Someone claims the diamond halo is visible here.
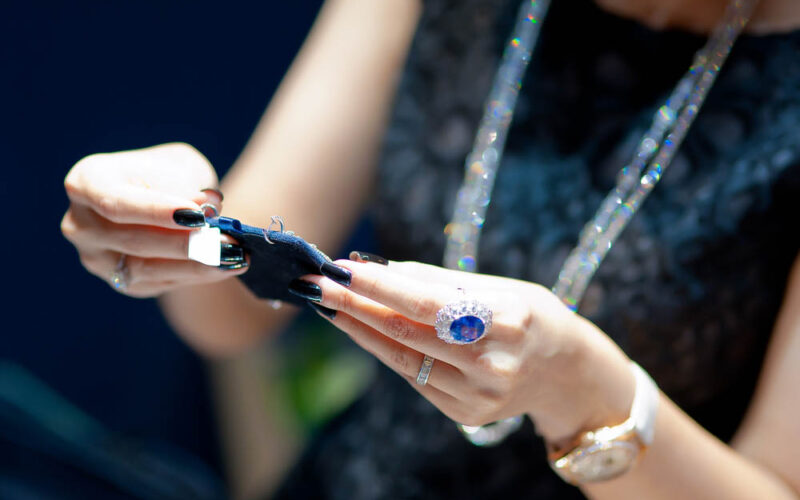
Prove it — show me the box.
[435,294,493,345]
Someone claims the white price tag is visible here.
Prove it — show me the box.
[187,225,222,266]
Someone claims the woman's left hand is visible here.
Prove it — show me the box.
[298,257,636,442]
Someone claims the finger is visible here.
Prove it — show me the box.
[67,204,200,259]
[66,180,207,230]
[326,260,451,325]
[302,275,472,367]
[64,145,218,229]
[81,250,247,294]
[314,307,473,400]
[399,373,489,427]
[347,253,460,285]
[125,256,248,285]
[77,250,166,298]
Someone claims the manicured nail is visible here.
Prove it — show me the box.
[219,261,248,271]
[201,187,224,201]
[349,251,388,266]
[288,279,322,302]
[173,209,206,227]
[307,301,336,320]
[220,244,245,263]
[320,262,352,287]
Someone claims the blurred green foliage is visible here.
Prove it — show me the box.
[276,312,375,432]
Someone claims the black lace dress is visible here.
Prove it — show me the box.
[274,0,800,498]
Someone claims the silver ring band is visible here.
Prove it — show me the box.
[110,254,129,291]
[416,355,435,386]
[199,203,219,218]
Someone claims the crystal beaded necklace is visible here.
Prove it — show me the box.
[444,0,760,446]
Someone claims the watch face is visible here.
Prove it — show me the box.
[568,440,639,482]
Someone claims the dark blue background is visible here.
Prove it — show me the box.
[0,1,323,495]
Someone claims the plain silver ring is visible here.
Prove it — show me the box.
[416,355,435,386]
[263,215,285,244]
[199,203,219,218]
[109,254,129,291]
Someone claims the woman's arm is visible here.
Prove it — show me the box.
[583,253,800,499]
[297,250,800,499]
[158,0,423,357]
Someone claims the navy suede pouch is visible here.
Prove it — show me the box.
[207,216,332,306]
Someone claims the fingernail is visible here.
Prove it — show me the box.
[173,209,206,227]
[320,262,352,287]
[220,244,245,263]
[307,301,336,320]
[288,279,322,302]
[201,187,224,201]
[219,261,248,271]
[348,251,388,266]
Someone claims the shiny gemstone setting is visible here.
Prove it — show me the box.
[435,297,492,345]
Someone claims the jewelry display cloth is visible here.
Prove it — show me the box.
[207,216,332,306]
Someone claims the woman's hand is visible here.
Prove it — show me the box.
[296,257,636,443]
[61,143,248,298]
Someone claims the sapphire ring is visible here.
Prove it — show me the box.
[434,289,492,345]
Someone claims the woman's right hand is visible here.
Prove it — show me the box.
[61,142,248,298]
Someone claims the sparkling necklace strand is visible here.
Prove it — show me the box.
[444,0,759,446]
[443,0,551,273]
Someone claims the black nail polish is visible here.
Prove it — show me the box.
[307,301,336,320]
[220,244,245,263]
[349,251,388,266]
[219,261,248,271]
[173,209,206,227]
[288,279,322,302]
[320,262,352,287]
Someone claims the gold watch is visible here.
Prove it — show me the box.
[547,362,659,484]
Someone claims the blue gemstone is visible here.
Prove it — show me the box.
[449,315,485,343]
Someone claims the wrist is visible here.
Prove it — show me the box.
[529,314,636,445]
[546,361,659,484]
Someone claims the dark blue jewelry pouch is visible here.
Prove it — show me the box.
[207,216,332,306]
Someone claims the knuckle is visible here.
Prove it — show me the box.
[64,156,91,187]
[382,313,416,343]
[389,349,412,375]
[337,288,356,314]
[364,274,382,299]
[60,211,77,241]
[408,294,439,319]
[476,353,520,380]
[95,195,121,221]
[519,305,536,335]
[65,154,102,195]
[63,170,79,195]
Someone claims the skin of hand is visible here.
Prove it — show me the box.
[61,142,247,298]
[303,256,800,499]
[299,259,636,443]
